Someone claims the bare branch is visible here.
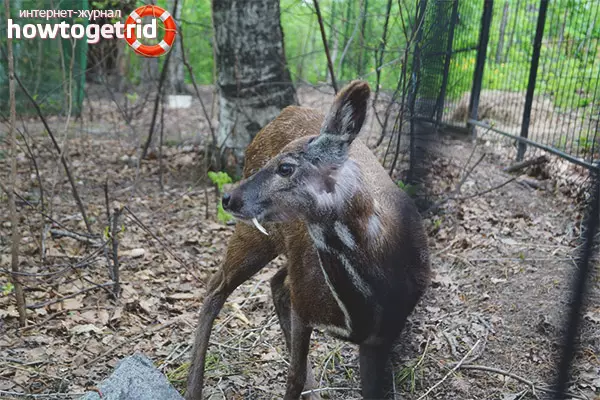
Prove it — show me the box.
[4,0,27,327]
[141,0,180,160]
[13,73,93,235]
[313,0,338,93]
[417,339,481,400]
[458,364,588,400]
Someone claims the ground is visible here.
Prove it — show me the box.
[0,85,599,400]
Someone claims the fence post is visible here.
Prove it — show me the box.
[517,0,549,161]
[436,0,460,125]
[468,0,494,138]
[552,171,600,399]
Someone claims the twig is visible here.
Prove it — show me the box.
[455,153,486,194]
[0,391,85,398]
[18,309,70,332]
[504,155,548,173]
[17,126,44,212]
[110,206,122,297]
[442,331,459,360]
[313,0,338,93]
[372,0,393,114]
[453,176,519,201]
[141,0,180,159]
[417,339,481,400]
[13,73,92,235]
[26,282,114,309]
[458,364,588,400]
[0,245,104,279]
[49,229,101,246]
[159,343,191,371]
[427,173,520,214]
[4,0,27,327]
[301,387,358,396]
[179,24,218,215]
[336,0,363,78]
[159,101,165,191]
[82,319,178,368]
[179,26,216,145]
[123,206,200,282]
[0,183,73,233]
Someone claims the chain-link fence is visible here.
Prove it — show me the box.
[0,0,88,116]
[442,0,599,170]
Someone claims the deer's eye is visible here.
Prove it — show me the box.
[277,163,295,177]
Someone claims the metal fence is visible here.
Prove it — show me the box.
[409,1,600,396]
[440,0,600,170]
[0,0,88,116]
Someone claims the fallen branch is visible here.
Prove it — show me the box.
[417,339,481,400]
[504,155,548,174]
[458,364,588,400]
[301,387,357,396]
[49,229,101,246]
[18,309,70,332]
[0,391,85,399]
[26,282,114,309]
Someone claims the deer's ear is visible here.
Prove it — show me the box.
[307,81,370,164]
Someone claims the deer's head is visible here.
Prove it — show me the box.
[222,81,370,232]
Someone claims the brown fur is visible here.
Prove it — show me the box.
[186,82,431,400]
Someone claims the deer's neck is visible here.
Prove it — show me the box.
[306,190,383,338]
[307,190,381,259]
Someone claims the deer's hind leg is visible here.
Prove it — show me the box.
[186,223,279,400]
[271,267,321,400]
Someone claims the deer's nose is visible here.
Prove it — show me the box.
[222,193,231,209]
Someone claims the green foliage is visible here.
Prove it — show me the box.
[125,92,139,103]
[117,0,598,132]
[208,171,233,223]
[2,282,14,296]
[397,180,417,197]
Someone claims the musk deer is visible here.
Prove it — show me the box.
[186,81,431,400]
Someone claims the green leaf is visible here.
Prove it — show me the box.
[2,282,14,296]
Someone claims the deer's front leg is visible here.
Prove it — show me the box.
[185,223,278,400]
[284,308,314,400]
[359,341,393,399]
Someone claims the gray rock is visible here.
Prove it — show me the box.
[81,353,184,400]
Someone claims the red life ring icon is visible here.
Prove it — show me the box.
[125,5,177,58]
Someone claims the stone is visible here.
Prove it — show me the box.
[81,353,183,400]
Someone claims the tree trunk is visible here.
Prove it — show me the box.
[213,0,297,174]
[166,0,185,94]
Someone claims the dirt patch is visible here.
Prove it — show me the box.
[0,86,599,400]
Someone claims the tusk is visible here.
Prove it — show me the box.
[252,218,269,236]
